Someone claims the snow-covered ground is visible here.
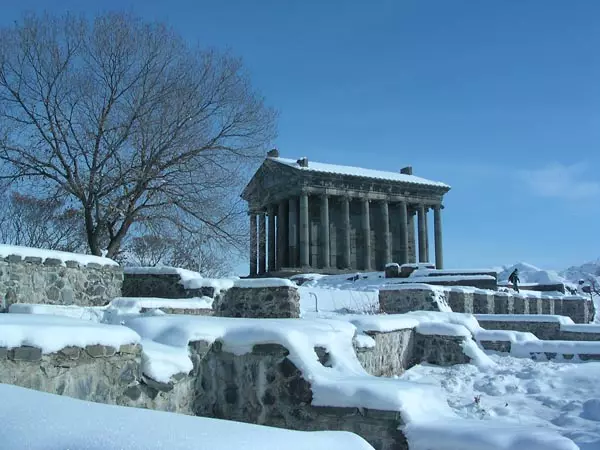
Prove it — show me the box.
[0,383,375,450]
[401,353,600,449]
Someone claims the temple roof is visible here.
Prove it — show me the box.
[268,157,450,189]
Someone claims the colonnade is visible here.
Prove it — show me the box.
[249,193,443,275]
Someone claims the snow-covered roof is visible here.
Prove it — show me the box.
[269,157,450,189]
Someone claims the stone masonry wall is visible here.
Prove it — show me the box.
[122,273,216,299]
[216,286,300,318]
[0,343,141,405]
[0,256,122,311]
[379,287,450,314]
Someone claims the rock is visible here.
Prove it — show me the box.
[59,346,81,360]
[142,375,173,392]
[65,260,80,269]
[85,345,117,358]
[0,348,7,359]
[118,343,141,355]
[7,255,22,263]
[9,346,42,362]
[43,258,62,266]
[123,384,142,401]
[23,256,42,265]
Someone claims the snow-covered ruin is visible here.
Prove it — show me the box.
[0,244,599,450]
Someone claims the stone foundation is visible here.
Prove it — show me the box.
[216,285,300,318]
[379,287,450,314]
[0,256,122,310]
[122,273,216,299]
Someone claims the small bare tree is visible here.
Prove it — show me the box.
[0,12,276,257]
[0,191,85,251]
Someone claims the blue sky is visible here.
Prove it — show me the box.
[2,0,599,271]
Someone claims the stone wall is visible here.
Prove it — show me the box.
[0,343,141,405]
[355,328,471,377]
[391,285,593,324]
[216,286,300,318]
[0,256,122,311]
[122,273,216,299]
[379,287,450,314]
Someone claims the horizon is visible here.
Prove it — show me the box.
[1,0,598,275]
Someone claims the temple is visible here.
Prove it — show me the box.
[241,150,451,276]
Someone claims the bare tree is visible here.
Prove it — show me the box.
[0,12,276,257]
[0,191,85,251]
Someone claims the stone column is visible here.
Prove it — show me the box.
[361,198,371,270]
[258,213,266,274]
[288,198,298,267]
[424,207,430,262]
[417,205,427,263]
[381,201,390,267]
[278,200,288,269]
[268,205,276,272]
[398,201,408,265]
[342,196,351,269]
[407,208,416,263]
[249,213,257,276]
[299,193,310,267]
[320,195,330,268]
[434,205,444,269]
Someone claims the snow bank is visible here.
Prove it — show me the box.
[475,314,575,325]
[416,322,472,337]
[233,278,294,288]
[299,286,379,315]
[511,340,600,358]
[0,383,375,450]
[0,315,139,353]
[9,303,107,322]
[0,244,117,266]
[110,297,213,311]
[406,420,578,450]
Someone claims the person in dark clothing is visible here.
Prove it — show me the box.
[508,269,520,293]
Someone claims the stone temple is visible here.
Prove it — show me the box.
[241,150,451,276]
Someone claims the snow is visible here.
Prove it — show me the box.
[411,268,499,277]
[416,322,472,337]
[345,314,420,333]
[0,314,139,353]
[110,296,214,311]
[270,156,450,188]
[401,353,598,449]
[561,324,600,334]
[390,275,497,283]
[0,243,118,266]
[476,329,539,343]
[140,340,193,382]
[0,383,375,450]
[498,262,566,285]
[9,303,108,322]
[511,340,600,358]
[353,333,376,349]
[184,277,236,293]
[299,286,380,315]
[233,277,295,288]
[475,314,575,325]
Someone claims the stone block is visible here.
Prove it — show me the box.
[553,298,563,316]
[527,296,542,315]
[562,298,587,324]
[251,343,290,356]
[23,256,42,265]
[384,263,401,278]
[218,285,300,318]
[479,341,511,353]
[9,346,42,361]
[59,346,81,360]
[65,260,81,269]
[412,333,470,366]
[472,292,494,314]
[43,258,62,266]
[513,295,529,314]
[7,254,22,263]
[447,291,465,312]
[142,375,174,392]
[86,262,103,270]
[0,347,7,359]
[379,287,450,314]
[493,293,513,314]
[119,343,142,355]
[85,344,117,358]
[541,298,555,315]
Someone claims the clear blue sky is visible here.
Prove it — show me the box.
[2,0,599,271]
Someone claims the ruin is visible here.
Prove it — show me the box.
[241,150,451,276]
